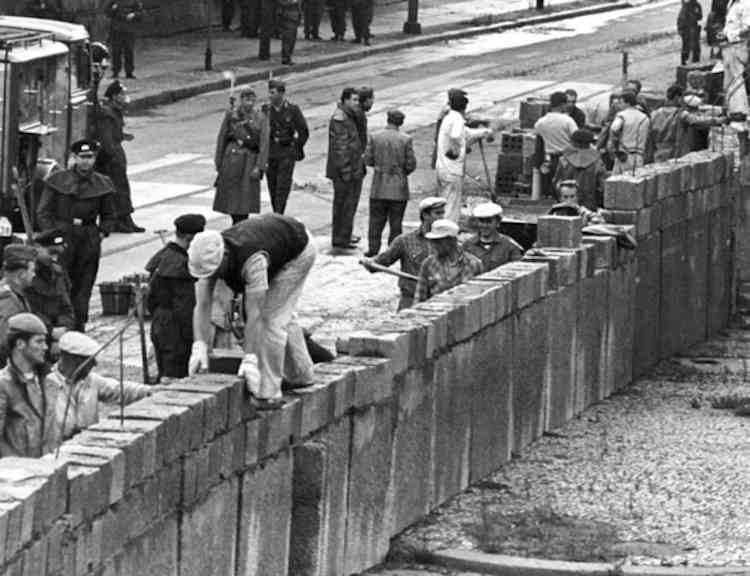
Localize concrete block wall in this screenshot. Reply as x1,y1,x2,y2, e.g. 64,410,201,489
0,149,736,576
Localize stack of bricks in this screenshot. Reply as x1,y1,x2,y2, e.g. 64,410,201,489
600,150,735,375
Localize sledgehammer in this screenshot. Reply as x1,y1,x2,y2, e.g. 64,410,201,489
359,258,420,282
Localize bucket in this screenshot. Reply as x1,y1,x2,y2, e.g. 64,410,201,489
99,282,134,316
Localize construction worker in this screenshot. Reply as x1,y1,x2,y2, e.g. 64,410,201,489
38,139,118,331
0,313,51,458
608,90,651,175
534,91,578,199
415,219,483,302
45,331,153,449
363,109,417,257
549,180,603,225
265,79,309,214
187,214,316,410
463,202,523,272
552,128,608,210
145,214,206,381
0,245,37,363
361,197,446,310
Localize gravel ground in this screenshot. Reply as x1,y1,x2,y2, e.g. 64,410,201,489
392,352,750,568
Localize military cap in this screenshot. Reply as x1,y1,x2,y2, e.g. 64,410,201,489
59,331,99,357
7,313,47,336
33,228,65,247
71,138,100,156
239,87,256,98
571,129,595,147
174,214,207,235
104,79,125,99
472,202,503,219
3,244,37,270
386,109,405,126
268,79,286,92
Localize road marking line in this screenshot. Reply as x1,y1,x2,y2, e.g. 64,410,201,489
128,153,207,176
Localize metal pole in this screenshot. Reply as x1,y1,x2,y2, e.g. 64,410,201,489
205,0,213,71
135,282,150,384
119,330,125,426
621,51,629,85
403,0,421,34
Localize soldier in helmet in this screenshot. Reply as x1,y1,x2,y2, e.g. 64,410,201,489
37,139,118,332
145,213,206,381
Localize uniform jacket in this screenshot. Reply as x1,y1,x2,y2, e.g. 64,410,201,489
45,368,150,449
214,107,270,215
38,169,118,236
0,280,30,365
0,362,53,458
145,242,196,352
678,0,703,30
95,103,131,213
106,0,144,34
364,127,417,201
463,233,523,272
264,101,309,160
27,257,75,332
552,148,608,210
326,104,364,181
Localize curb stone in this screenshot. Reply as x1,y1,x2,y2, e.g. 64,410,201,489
426,550,750,576
129,0,631,113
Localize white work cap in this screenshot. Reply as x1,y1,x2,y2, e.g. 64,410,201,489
683,94,702,108
188,230,225,278
425,219,460,239
59,331,99,357
472,202,503,219
419,197,447,212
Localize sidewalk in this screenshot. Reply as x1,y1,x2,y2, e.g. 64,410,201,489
117,0,625,111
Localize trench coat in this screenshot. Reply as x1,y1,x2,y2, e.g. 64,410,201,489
214,107,270,215
95,103,133,217
363,126,417,201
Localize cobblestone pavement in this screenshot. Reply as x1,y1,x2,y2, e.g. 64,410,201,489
392,344,750,568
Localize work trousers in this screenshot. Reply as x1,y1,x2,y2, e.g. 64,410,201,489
64,224,101,331
240,0,261,36
303,0,322,36
222,0,235,29
267,151,296,214
250,236,316,399
351,0,372,40
279,9,300,61
368,198,406,254
331,176,363,246
110,29,135,76
328,0,347,37
680,26,701,64
435,172,463,223
724,41,749,118
258,0,277,58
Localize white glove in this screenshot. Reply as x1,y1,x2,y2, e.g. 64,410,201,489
238,354,261,397
188,341,209,376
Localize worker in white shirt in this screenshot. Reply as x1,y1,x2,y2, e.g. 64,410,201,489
719,0,750,134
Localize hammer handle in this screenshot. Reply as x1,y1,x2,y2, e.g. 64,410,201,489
360,259,420,282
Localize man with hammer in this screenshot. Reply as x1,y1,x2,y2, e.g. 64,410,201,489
360,197,445,311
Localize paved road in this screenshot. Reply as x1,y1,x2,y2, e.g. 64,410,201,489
89,0,686,372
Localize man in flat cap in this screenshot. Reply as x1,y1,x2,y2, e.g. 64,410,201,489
95,80,144,233
187,214,316,410
361,196,445,310
38,138,118,331
363,109,416,257
264,80,309,214
0,245,38,363
27,230,75,358
464,202,523,272
45,331,152,449
0,313,51,457
535,91,579,199
415,218,483,302
553,128,608,211
145,214,207,381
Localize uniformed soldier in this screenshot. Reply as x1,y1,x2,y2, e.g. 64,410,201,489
145,214,206,381
350,0,373,44
222,0,235,30
265,79,310,214
326,0,347,40
278,0,301,64
105,0,144,79
240,0,261,36
302,0,323,39
96,81,144,233
0,245,38,365
37,139,118,332
27,229,74,361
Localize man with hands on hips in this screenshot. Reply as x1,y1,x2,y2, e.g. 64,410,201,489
186,214,316,410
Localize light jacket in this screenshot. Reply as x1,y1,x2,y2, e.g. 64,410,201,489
0,362,53,458
364,126,417,201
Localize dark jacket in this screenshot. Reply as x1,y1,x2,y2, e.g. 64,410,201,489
265,101,309,160
0,281,30,366
326,104,364,181
552,148,608,210
106,0,144,34
27,257,75,333
364,127,417,201
95,102,132,215
0,362,53,458
677,0,702,30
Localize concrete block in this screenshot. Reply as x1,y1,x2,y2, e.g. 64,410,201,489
402,304,450,353
181,478,238,576
579,243,597,278
469,322,513,481
633,233,661,377
659,222,689,359
546,286,578,430
311,362,356,418
22,537,47,576
71,430,146,492
429,294,473,343
237,449,293,576
687,188,708,220
116,513,179,576
167,376,235,439
149,390,212,452
344,402,395,575
512,299,549,450
606,261,636,395
287,381,336,439
478,267,520,312
256,397,301,459
390,366,436,533
581,236,616,270
464,281,499,329
600,208,637,227
347,330,410,375
644,171,658,206
207,348,243,374
537,248,579,286
88,418,161,477
536,215,583,248
332,356,394,409
685,215,709,348
0,501,23,563
603,174,646,209
576,271,609,412
655,166,672,200
59,442,126,506
707,206,732,336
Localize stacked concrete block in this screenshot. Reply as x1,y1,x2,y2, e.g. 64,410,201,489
576,270,609,409
537,215,583,248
